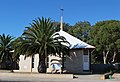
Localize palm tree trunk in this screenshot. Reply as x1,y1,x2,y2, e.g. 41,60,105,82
45,48,47,71
38,53,47,73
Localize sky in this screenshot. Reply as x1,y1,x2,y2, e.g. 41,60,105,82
0,0,120,37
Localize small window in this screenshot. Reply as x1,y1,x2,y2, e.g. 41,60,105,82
83,55,89,62
32,55,34,68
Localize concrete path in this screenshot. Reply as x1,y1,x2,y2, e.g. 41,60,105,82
0,72,120,82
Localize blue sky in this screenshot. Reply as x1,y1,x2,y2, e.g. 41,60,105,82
0,0,120,37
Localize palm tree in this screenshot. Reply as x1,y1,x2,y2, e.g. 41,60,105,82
0,34,14,69
14,17,69,73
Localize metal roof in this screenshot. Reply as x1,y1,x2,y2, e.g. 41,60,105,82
56,30,95,49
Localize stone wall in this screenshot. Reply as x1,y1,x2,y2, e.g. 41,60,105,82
64,50,83,73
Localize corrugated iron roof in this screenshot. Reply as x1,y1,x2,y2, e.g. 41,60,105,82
56,30,95,49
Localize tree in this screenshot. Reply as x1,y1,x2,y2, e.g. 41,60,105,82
68,21,91,42
89,20,120,64
53,21,70,32
0,34,14,69
13,17,69,73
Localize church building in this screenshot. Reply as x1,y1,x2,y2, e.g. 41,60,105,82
15,10,95,74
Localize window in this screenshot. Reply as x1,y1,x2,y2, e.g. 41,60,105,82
32,55,34,68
